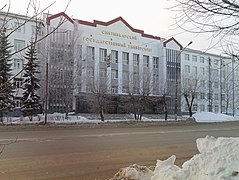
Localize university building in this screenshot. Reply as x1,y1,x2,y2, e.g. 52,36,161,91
1,11,238,116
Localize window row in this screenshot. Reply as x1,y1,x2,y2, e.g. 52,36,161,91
87,47,159,68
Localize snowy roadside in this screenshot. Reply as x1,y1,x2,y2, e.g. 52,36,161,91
2,112,238,126
111,136,239,180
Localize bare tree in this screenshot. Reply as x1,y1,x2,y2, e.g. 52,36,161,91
128,69,153,120
159,80,170,120
181,72,201,117
86,65,110,122
173,0,239,56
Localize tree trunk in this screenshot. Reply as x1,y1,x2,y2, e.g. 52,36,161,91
100,107,104,122
189,107,193,117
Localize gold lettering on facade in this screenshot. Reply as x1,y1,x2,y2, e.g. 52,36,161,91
83,37,152,52
101,30,137,40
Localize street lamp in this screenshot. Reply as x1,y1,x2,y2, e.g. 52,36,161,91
175,41,192,121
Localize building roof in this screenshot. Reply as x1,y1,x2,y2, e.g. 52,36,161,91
46,12,161,40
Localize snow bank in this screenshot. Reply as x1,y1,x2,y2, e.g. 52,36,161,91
112,136,239,180
110,164,153,180
193,112,236,122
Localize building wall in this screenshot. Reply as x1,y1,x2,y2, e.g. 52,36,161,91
0,11,43,114
2,11,239,116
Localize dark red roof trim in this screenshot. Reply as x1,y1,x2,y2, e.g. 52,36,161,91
163,37,183,50
46,12,74,25
47,12,161,40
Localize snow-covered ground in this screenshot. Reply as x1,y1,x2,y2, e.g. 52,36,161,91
111,136,239,180
3,111,239,124
109,113,239,180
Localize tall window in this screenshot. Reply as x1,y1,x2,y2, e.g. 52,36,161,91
143,55,149,67
14,78,23,88
185,65,190,73
200,67,205,74
13,59,24,69
111,70,118,79
123,71,129,81
122,52,129,64
111,50,118,63
200,57,204,63
192,55,197,62
192,66,197,74
99,48,107,62
185,54,190,61
15,22,25,33
87,46,95,61
14,39,25,51
153,57,159,68
133,54,139,66
31,25,43,36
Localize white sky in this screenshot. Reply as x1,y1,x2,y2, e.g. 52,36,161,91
1,0,222,54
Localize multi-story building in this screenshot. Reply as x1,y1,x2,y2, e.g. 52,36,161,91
1,11,238,116
181,49,239,115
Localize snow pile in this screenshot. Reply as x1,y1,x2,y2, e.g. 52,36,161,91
112,136,239,180
193,112,236,122
110,164,153,180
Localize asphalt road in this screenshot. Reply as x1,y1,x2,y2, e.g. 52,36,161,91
0,121,239,180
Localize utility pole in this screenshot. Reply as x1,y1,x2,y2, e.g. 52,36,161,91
208,57,212,112
232,55,235,116
174,41,192,121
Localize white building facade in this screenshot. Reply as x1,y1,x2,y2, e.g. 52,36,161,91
1,11,239,116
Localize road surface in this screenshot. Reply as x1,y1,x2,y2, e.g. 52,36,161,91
0,121,238,179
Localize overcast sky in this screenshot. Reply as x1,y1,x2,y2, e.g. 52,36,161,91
1,0,222,54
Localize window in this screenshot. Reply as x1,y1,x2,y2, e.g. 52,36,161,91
133,54,139,66
200,57,204,63
111,50,118,63
200,67,205,74
14,79,23,88
192,55,197,62
87,68,94,77
13,59,24,69
87,46,95,61
200,105,205,111
100,70,107,78
153,57,159,68
185,65,190,73
111,87,118,94
143,55,149,67
214,105,219,112
14,100,22,108
214,59,219,65
221,94,225,101
192,66,197,74
122,52,129,64
15,22,25,33
222,106,226,113
185,54,190,61
153,74,159,82
122,88,127,93
214,93,219,100
200,80,205,88
111,70,118,79
193,104,197,111
99,48,107,62
200,93,205,99
31,25,43,36
123,71,129,81
214,82,219,88
14,39,25,51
